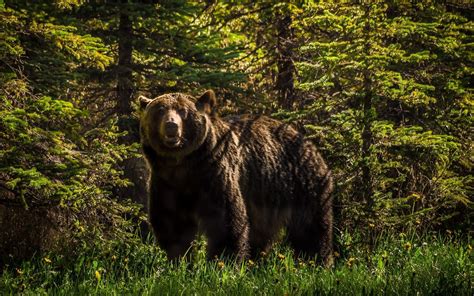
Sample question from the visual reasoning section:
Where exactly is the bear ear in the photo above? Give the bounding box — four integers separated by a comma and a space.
196, 90, 216, 115
139, 95, 153, 110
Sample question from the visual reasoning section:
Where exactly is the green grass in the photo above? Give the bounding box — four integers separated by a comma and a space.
1, 233, 472, 295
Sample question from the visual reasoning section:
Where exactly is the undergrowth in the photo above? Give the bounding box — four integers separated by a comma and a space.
1, 232, 472, 295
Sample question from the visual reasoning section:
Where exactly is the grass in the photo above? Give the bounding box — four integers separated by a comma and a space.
0, 232, 472, 295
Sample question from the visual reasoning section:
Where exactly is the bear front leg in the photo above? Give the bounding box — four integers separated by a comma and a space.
203, 187, 250, 262
150, 211, 197, 260
201, 183, 249, 261
148, 184, 198, 261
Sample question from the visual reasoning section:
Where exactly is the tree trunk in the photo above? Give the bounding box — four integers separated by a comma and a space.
116, 6, 149, 232
275, 10, 296, 109
117, 11, 133, 118
361, 70, 374, 208
361, 5, 374, 210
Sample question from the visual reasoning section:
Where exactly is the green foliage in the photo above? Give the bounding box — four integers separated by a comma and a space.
278, 1, 473, 233
0, 96, 143, 241
72, 1, 246, 97
1, 3, 113, 97
1, 95, 121, 207
0, 2, 142, 248
0, 234, 472, 295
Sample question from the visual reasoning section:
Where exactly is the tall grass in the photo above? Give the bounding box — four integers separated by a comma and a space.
1, 233, 472, 295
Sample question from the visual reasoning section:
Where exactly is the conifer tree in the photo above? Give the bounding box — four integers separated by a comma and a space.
0, 0, 141, 257
293, 2, 472, 231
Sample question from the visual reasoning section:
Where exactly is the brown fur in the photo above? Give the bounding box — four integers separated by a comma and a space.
139, 90, 333, 265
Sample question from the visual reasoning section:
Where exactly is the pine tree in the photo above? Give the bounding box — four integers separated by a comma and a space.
204, 0, 305, 111
0, 0, 141, 258
293, 2, 472, 232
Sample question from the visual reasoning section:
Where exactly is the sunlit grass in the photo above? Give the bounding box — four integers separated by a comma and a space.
1, 233, 472, 295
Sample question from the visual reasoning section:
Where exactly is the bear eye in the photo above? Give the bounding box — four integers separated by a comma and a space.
178, 108, 188, 118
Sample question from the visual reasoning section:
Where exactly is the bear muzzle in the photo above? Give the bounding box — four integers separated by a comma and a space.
164, 121, 179, 135
160, 110, 183, 148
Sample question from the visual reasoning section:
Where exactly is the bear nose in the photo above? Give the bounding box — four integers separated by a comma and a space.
164, 121, 179, 136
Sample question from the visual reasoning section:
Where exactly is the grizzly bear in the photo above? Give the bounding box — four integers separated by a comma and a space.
139, 90, 333, 266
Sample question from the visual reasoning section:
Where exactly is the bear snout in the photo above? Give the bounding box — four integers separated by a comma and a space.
159, 109, 183, 147
164, 121, 179, 136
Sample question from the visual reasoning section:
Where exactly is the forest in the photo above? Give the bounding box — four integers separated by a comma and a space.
0, 0, 472, 294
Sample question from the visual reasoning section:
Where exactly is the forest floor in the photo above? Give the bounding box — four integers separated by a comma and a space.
0, 233, 472, 295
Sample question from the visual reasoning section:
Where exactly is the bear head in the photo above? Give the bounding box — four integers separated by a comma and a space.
139, 90, 216, 158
